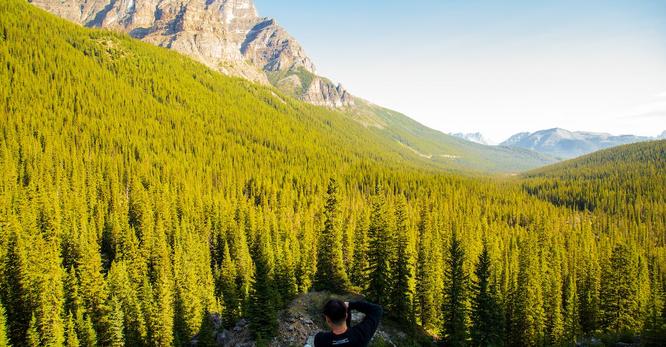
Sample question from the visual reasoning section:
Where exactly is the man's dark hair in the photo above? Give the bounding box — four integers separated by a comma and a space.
322, 299, 347, 325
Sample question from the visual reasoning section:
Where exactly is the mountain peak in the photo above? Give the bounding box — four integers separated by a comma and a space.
29, 0, 348, 107
218, 0, 259, 25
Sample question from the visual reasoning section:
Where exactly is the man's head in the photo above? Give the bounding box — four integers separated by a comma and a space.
322, 299, 347, 329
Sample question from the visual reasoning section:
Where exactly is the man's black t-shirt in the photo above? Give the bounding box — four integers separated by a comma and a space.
314, 301, 383, 347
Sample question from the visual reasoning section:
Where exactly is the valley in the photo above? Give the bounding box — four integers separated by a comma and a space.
0, 1, 664, 347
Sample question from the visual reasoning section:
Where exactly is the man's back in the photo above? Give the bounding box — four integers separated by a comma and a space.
314, 301, 383, 347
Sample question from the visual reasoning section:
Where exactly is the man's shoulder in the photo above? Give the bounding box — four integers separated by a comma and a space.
314, 331, 357, 346
314, 331, 330, 345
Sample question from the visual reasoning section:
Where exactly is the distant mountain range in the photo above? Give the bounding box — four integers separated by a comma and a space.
501, 128, 664, 159
450, 133, 491, 145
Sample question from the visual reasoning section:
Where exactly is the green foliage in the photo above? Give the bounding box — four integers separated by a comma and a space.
344, 99, 557, 172
65, 313, 79, 347
26, 314, 39, 347
512, 241, 545, 347
415, 209, 440, 333
314, 178, 351, 292
0, 302, 9, 347
248, 238, 278, 343
389, 196, 414, 321
442, 230, 468, 347
562, 272, 580, 344
108, 296, 125, 347
196, 312, 218, 347
600, 244, 641, 334
78, 314, 98, 347
0, 2, 664, 346
266, 66, 316, 96
470, 241, 502, 347
366, 188, 392, 306
218, 242, 241, 327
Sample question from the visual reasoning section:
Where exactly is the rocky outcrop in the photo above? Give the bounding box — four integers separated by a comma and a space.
303, 79, 355, 108
208, 292, 425, 346
29, 0, 353, 107
241, 18, 316, 74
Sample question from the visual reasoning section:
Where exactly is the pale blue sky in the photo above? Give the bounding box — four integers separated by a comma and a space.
254, 0, 666, 143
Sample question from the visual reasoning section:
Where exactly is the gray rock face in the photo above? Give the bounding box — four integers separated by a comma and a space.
302, 79, 355, 108
241, 18, 316, 74
29, 0, 352, 107
501, 128, 652, 159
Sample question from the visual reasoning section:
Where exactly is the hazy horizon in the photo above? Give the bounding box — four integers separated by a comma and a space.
255, 0, 666, 143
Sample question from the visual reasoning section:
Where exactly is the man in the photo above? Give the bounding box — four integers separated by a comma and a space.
314, 299, 383, 347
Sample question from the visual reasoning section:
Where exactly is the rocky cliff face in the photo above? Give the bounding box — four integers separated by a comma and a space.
29, 0, 352, 107
303, 79, 355, 108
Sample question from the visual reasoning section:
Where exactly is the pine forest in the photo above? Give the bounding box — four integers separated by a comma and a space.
1, 1, 665, 346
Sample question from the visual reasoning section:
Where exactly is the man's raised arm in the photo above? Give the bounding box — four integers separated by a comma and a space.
348, 301, 383, 341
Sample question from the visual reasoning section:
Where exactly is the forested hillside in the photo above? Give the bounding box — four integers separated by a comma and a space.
27, 0, 556, 174
1, 1, 665, 346
523, 140, 665, 217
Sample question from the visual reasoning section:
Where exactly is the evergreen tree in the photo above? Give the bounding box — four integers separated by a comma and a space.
544, 248, 564, 345
174, 224, 208, 342
442, 230, 468, 347
197, 311, 217, 347
4, 230, 30, 346
147, 220, 174, 347
106, 260, 147, 346
274, 247, 298, 305
218, 242, 241, 327
470, 241, 501, 347
562, 272, 580, 345
248, 237, 278, 345
76, 234, 111, 340
578, 266, 599, 336
350, 211, 370, 290
78, 313, 98, 347
26, 314, 39, 347
513, 242, 545, 346
389, 197, 412, 321
642, 257, 665, 345
34, 238, 66, 347
314, 178, 350, 292
108, 296, 125, 347
415, 209, 438, 331
600, 244, 640, 335
0, 302, 10, 347
366, 188, 392, 306
65, 313, 80, 347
